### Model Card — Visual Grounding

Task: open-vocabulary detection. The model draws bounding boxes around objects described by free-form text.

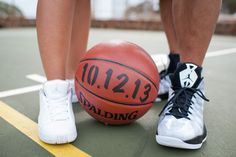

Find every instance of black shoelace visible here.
[159,87,209,120]
[160,69,169,79]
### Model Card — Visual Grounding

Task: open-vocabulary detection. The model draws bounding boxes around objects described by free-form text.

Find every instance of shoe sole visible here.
[39,131,77,144]
[156,135,206,149]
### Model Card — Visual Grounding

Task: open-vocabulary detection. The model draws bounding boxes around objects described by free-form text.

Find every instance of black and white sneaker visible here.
[156,63,209,149]
[156,53,179,102]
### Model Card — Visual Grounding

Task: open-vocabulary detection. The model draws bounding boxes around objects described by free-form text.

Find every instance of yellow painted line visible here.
[0,101,91,157]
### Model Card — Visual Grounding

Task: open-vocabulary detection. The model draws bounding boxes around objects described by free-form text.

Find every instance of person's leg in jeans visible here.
[36,0,90,144]
[156,0,221,149]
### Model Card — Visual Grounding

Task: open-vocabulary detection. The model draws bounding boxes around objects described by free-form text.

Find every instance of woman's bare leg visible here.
[66,0,91,79]
[36,0,76,80]
[36,0,78,144]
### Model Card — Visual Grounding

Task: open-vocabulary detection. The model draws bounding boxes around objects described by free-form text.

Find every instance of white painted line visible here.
[151,47,236,68]
[26,74,46,83]
[0,85,42,98]
[25,47,236,83]
[206,48,236,58]
[0,74,45,98]
[1,47,236,98]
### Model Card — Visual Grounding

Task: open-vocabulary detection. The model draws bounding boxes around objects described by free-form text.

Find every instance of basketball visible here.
[75,41,159,125]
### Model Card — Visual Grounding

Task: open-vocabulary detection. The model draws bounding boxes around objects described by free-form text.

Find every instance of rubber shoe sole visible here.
[39,131,77,144]
[156,135,206,149]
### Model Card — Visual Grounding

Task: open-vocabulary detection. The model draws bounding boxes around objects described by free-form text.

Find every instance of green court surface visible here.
[0,28,236,157]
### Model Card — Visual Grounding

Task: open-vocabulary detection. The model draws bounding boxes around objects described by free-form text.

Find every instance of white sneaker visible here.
[155,53,179,102]
[155,70,171,102]
[67,79,78,103]
[38,80,77,144]
[156,63,209,149]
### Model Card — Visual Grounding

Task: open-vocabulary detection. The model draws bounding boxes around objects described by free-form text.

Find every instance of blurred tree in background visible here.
[0,1,24,19]
[223,0,236,14]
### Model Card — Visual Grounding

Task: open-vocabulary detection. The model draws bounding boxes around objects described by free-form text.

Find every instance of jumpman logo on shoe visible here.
[179,63,198,88]
[183,73,193,82]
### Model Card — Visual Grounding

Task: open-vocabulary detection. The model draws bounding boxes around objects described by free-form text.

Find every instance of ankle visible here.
[171,62,203,89]
[43,80,70,99]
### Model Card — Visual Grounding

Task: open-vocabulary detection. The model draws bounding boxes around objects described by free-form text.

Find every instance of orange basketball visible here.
[75,41,159,125]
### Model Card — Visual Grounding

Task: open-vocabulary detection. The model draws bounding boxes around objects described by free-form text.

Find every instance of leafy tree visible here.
[223,0,236,14]
[0,1,24,18]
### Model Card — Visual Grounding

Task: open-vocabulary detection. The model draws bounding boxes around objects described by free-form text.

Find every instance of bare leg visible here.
[66,0,91,79]
[36,0,76,80]
[36,0,78,144]
[160,0,178,53]
[173,0,221,66]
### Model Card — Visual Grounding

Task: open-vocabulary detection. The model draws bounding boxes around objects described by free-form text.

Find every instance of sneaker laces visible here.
[159,87,209,120]
[46,96,70,121]
[160,69,168,79]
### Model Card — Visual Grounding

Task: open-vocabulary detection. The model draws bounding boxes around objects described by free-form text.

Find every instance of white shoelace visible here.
[46,96,70,121]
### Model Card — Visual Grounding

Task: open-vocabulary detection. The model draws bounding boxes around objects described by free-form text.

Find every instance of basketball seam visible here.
[75,77,154,106]
[80,58,158,89]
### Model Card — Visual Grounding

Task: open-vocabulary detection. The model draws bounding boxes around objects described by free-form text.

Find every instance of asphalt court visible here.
[0,28,236,157]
